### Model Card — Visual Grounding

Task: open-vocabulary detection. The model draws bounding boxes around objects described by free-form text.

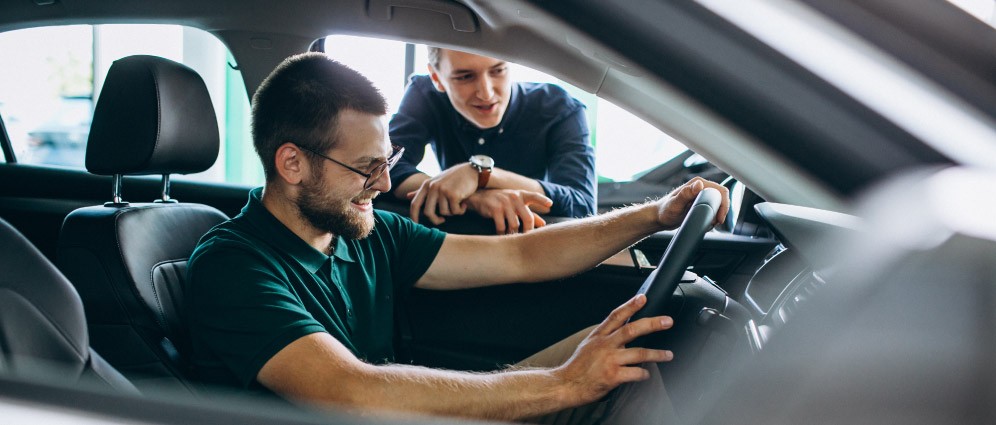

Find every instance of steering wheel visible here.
[629,187,722,348]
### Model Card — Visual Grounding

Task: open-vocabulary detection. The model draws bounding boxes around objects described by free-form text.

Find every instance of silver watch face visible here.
[470,155,494,169]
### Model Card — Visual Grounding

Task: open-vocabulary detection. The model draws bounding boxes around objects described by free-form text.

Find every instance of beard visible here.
[297,169,377,240]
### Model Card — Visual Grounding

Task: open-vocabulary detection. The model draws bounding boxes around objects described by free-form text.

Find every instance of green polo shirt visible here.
[186,187,446,391]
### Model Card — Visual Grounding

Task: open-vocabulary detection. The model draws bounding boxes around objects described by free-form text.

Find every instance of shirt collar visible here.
[330,235,355,263]
[241,187,356,274]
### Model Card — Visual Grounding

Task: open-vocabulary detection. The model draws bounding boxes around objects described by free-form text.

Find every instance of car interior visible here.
[56,54,229,395]
[0,0,994,424]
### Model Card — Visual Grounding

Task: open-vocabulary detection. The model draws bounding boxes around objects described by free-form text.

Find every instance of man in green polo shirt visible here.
[186,52,729,424]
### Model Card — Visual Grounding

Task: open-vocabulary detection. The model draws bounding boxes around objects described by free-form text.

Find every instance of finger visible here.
[405,191,417,200]
[516,201,535,233]
[451,196,468,215]
[665,179,705,221]
[423,191,445,225]
[593,295,647,336]
[504,207,520,234]
[492,211,506,234]
[614,365,653,384]
[676,178,704,204]
[523,191,553,209]
[533,213,547,228]
[444,192,467,216]
[689,178,730,226]
[528,204,552,215]
[438,196,452,217]
[409,189,427,223]
[611,316,674,346]
[615,347,674,366]
[715,184,731,225]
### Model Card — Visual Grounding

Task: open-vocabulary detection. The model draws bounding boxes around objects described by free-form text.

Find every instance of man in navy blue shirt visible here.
[389,47,596,234]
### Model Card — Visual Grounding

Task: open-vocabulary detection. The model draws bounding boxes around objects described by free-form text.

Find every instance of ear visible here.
[427,64,446,92]
[273,142,309,185]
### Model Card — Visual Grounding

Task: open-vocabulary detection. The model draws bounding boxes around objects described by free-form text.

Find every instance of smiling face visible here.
[296,109,392,240]
[428,49,512,129]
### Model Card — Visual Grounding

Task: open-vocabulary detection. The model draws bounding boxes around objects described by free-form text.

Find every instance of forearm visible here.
[418,200,664,290]
[511,201,663,282]
[336,363,570,420]
[393,173,429,200]
[263,334,574,421]
[487,166,544,194]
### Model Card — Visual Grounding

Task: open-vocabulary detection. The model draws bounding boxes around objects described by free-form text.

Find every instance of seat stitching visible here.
[149,259,186,332]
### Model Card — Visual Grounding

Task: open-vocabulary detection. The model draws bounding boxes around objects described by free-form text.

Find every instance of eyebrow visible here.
[352,156,382,168]
[352,148,392,167]
[450,61,506,75]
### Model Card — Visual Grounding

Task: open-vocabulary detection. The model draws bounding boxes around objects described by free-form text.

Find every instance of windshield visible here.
[698,0,996,168]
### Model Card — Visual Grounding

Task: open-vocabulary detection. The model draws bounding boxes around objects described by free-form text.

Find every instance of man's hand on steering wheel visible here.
[626,177,730,349]
[553,294,674,408]
[656,177,731,230]
[463,189,553,234]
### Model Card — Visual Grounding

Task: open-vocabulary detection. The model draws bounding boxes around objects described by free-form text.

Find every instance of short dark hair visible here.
[251,52,387,181]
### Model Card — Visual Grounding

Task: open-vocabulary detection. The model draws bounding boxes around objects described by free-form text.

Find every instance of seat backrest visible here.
[56,55,227,395]
[0,217,139,394]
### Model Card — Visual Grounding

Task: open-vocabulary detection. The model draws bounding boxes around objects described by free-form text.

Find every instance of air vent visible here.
[777,272,826,324]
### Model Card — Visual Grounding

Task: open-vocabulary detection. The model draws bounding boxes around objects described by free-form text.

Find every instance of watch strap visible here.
[476,166,491,189]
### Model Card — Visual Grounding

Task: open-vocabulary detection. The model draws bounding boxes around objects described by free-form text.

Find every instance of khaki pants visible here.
[517,326,676,425]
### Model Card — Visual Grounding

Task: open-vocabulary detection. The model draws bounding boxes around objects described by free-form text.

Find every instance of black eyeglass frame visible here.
[294,143,405,190]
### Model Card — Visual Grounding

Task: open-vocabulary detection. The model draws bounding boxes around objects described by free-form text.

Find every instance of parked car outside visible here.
[26,95,92,167]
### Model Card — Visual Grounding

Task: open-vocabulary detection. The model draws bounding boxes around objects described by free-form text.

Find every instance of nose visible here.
[476,74,495,100]
[368,167,392,193]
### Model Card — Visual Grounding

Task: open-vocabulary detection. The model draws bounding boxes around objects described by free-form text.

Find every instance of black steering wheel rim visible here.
[630,188,722,346]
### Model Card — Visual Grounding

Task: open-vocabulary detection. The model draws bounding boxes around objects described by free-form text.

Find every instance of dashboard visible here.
[741,202,861,352]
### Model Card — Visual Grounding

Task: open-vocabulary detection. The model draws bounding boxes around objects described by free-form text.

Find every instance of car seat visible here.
[0,216,139,394]
[56,55,228,395]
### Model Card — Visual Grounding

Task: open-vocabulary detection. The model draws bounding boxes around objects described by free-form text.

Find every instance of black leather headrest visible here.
[85,55,219,176]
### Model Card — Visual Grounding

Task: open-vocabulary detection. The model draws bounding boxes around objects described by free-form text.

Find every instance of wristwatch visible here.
[469,155,494,189]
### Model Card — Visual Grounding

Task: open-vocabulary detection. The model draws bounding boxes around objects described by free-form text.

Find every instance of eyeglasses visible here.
[295,143,405,190]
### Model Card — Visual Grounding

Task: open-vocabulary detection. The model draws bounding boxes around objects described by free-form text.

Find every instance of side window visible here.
[323,35,689,184]
[0,26,93,168]
[324,36,442,175]
[495,61,690,183]
[0,25,261,186]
